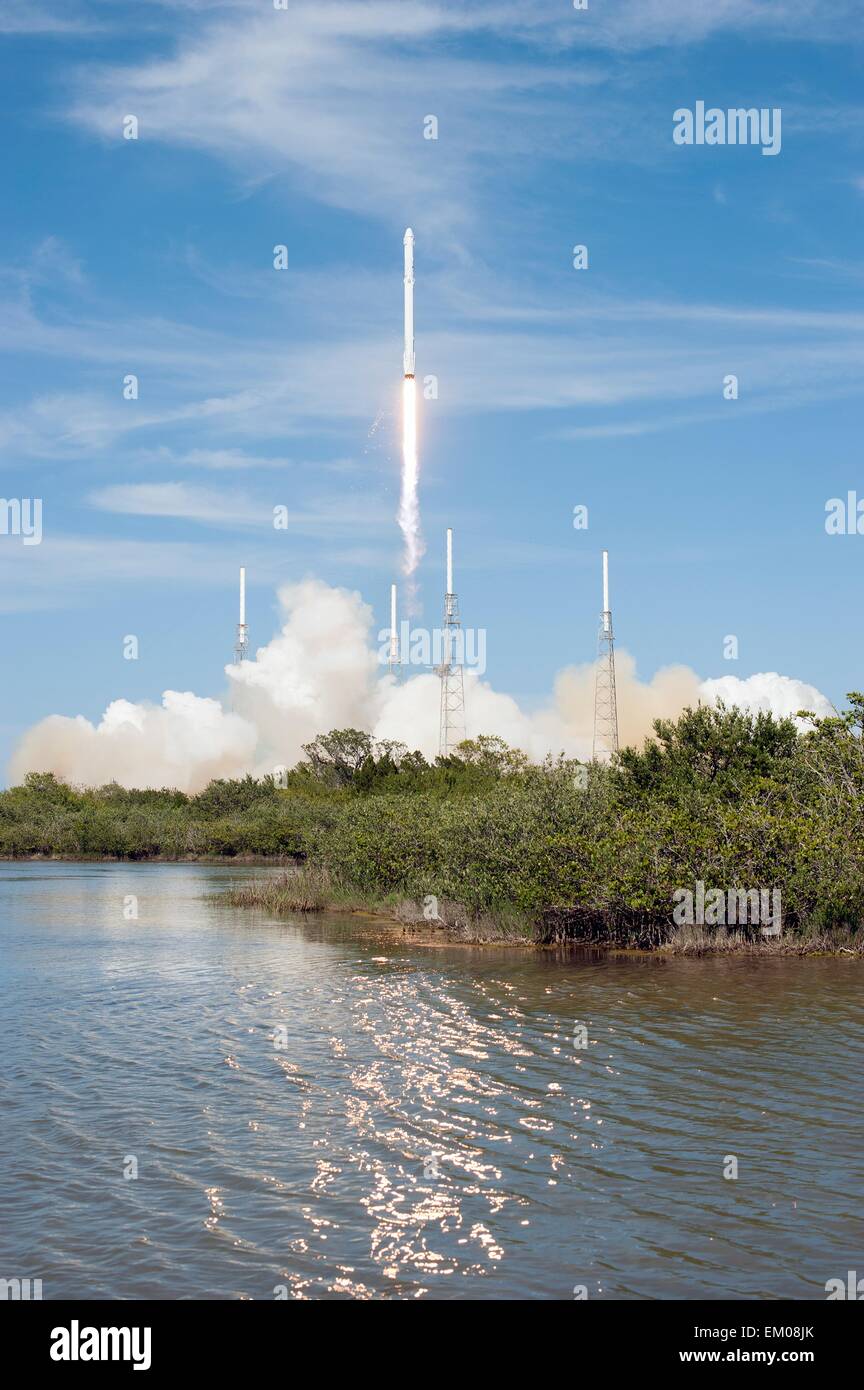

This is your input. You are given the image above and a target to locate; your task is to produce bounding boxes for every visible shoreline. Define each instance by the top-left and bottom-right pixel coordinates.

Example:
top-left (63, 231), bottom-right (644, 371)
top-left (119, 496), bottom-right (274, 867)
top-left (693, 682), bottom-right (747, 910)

top-left (236, 905), bottom-right (864, 957)
top-left (219, 871), bottom-right (864, 958)
top-left (3, 858), bottom-right (861, 957)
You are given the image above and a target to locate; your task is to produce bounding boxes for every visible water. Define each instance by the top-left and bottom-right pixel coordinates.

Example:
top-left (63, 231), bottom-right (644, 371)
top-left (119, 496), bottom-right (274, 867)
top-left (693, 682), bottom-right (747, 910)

top-left (0, 861), bottom-right (860, 1301)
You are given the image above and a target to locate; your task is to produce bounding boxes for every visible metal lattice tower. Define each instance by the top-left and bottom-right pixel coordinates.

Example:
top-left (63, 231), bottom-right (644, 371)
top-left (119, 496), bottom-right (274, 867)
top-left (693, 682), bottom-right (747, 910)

top-left (438, 528), bottom-right (466, 757)
top-left (234, 565), bottom-right (249, 665)
top-left (387, 582), bottom-right (401, 679)
top-left (592, 550), bottom-right (619, 762)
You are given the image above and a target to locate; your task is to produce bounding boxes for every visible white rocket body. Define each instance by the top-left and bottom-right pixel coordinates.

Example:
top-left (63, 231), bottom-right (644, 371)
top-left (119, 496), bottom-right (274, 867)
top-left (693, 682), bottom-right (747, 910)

top-left (403, 228), bottom-right (415, 378)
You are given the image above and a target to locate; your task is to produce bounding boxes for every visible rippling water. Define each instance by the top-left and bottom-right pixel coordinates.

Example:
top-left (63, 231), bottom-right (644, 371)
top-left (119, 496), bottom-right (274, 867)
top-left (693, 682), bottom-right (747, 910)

top-left (0, 862), bottom-right (861, 1300)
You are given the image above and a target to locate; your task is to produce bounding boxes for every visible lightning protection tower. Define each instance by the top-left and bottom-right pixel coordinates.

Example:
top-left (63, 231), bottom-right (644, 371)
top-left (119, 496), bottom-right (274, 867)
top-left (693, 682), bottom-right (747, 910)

top-left (387, 582), bottom-right (401, 678)
top-left (438, 528), bottom-right (466, 757)
top-left (592, 549), bottom-right (619, 762)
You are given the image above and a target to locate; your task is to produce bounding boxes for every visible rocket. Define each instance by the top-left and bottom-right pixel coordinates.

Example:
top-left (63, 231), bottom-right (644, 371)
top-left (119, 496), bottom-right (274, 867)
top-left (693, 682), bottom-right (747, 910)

top-left (403, 227), bottom-right (415, 378)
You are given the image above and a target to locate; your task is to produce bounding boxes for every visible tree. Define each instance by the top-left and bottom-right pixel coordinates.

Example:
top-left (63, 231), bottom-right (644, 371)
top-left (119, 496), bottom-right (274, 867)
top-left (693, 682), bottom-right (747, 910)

top-left (22, 771), bottom-right (77, 804)
top-left (615, 701), bottom-right (799, 798)
top-left (300, 730), bottom-right (376, 786)
top-left (191, 775), bottom-right (277, 816)
top-left (300, 730), bottom-right (413, 787)
top-left (451, 735), bottom-right (529, 777)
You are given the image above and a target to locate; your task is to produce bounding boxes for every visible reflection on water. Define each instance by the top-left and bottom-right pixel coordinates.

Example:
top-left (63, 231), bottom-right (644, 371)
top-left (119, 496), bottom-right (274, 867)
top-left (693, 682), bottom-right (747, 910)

top-left (0, 862), bottom-right (861, 1300)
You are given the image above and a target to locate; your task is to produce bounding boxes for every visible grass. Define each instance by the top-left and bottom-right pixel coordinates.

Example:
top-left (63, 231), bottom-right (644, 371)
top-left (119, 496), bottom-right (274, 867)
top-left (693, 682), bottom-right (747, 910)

top-left (221, 868), bottom-right (535, 942)
top-left (662, 923), bottom-right (864, 957)
top-left (223, 866), bottom-right (338, 913)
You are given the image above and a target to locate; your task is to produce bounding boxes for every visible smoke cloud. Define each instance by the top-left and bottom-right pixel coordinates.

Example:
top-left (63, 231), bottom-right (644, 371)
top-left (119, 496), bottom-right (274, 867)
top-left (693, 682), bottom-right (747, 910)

top-left (9, 579), bottom-right (835, 791)
top-left (11, 692), bottom-right (257, 794)
top-left (699, 671), bottom-right (832, 722)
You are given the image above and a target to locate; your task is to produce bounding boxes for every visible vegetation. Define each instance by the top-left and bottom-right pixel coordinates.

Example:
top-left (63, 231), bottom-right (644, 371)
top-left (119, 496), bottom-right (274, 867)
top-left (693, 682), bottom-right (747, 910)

top-left (4, 704), bottom-right (864, 949)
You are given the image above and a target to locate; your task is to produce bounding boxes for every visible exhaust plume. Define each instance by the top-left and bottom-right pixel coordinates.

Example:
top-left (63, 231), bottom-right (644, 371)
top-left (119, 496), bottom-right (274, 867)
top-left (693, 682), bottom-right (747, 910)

top-left (398, 376), bottom-right (424, 589)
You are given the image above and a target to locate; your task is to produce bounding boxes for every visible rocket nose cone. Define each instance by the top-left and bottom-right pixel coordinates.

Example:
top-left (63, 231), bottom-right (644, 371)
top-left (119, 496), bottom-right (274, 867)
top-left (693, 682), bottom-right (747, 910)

top-left (404, 227), bottom-right (414, 242)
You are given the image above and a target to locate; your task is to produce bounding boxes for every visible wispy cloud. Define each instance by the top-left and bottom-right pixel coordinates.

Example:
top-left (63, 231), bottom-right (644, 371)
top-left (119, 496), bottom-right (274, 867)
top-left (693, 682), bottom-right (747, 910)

top-left (0, 535), bottom-right (238, 612)
top-left (789, 255), bottom-right (864, 282)
top-left (131, 445), bottom-right (355, 472)
top-left (0, 525), bottom-right (397, 613)
top-left (88, 482), bottom-right (268, 527)
top-left (88, 480), bottom-right (394, 536)
top-left (65, 3), bottom-right (608, 246)
top-left (70, 0), bottom-right (864, 49)
top-left (71, 0), bottom-right (857, 262)
top-left (0, 1), bottom-right (101, 35)
top-left (536, 0), bottom-right (863, 49)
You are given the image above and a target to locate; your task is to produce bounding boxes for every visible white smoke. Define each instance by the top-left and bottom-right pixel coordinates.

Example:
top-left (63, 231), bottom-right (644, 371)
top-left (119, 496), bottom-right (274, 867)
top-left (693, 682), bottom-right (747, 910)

top-left (9, 579), bottom-right (835, 791)
top-left (10, 692), bottom-right (257, 793)
top-left (699, 672), bottom-right (832, 723)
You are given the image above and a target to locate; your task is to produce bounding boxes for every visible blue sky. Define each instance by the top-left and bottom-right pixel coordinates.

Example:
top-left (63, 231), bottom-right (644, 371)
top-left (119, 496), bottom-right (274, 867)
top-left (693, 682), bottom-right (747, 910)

top-left (1, 0), bottom-right (863, 777)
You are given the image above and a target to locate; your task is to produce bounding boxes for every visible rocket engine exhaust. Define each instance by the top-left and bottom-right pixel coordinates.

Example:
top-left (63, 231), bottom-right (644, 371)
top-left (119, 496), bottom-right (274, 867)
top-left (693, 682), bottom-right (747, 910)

top-left (398, 228), bottom-right (424, 592)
